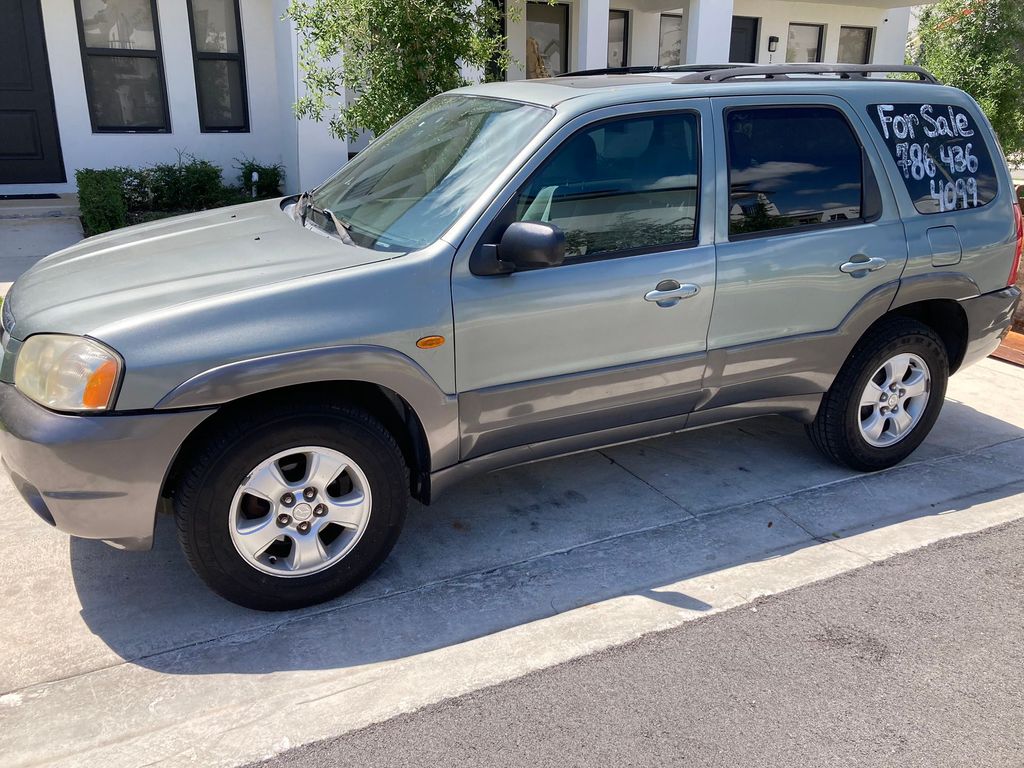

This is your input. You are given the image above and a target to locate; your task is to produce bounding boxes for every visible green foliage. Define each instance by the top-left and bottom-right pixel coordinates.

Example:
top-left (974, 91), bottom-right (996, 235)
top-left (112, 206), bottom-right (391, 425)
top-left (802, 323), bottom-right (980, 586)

top-left (234, 156), bottom-right (286, 199)
top-left (75, 169), bottom-right (127, 236)
top-left (286, 0), bottom-right (525, 140)
top-left (76, 152), bottom-right (284, 235)
top-left (147, 152), bottom-right (224, 211)
top-left (913, 0), bottom-right (1024, 163)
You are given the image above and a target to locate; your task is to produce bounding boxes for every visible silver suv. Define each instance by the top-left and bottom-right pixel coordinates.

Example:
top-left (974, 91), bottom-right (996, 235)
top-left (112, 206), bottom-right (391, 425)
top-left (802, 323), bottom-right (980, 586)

top-left (1, 65), bottom-right (1020, 610)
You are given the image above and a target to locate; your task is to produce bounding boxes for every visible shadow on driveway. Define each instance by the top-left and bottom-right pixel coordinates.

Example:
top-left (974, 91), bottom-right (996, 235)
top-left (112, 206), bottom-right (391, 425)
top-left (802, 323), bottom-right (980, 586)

top-left (67, 398), bottom-right (1024, 677)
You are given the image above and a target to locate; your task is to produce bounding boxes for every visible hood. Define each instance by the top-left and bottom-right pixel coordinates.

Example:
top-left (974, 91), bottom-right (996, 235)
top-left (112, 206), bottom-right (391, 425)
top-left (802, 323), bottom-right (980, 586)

top-left (5, 199), bottom-right (395, 340)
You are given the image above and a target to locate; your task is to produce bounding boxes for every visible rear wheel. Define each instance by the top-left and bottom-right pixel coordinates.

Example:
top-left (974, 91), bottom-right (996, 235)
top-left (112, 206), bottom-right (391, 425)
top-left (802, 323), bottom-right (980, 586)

top-left (174, 402), bottom-right (408, 610)
top-left (807, 318), bottom-right (949, 471)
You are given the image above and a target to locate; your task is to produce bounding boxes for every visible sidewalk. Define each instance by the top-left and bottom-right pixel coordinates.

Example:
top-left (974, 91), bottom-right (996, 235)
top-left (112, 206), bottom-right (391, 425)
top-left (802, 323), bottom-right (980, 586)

top-left (0, 216), bottom-right (82, 292)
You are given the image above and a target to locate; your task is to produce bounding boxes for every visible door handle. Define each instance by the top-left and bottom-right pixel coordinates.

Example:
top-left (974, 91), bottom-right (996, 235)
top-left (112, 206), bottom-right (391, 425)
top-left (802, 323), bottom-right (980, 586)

top-left (840, 256), bottom-right (887, 276)
top-left (644, 280), bottom-right (700, 307)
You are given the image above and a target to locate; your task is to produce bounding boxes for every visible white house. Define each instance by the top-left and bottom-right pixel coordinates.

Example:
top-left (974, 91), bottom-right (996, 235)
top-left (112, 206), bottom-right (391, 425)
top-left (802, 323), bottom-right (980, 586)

top-left (0, 0), bottom-right (930, 198)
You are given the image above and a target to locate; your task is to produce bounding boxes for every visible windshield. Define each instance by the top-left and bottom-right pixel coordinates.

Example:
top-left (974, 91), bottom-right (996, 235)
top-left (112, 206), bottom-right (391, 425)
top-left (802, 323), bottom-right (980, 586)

top-left (308, 95), bottom-right (552, 251)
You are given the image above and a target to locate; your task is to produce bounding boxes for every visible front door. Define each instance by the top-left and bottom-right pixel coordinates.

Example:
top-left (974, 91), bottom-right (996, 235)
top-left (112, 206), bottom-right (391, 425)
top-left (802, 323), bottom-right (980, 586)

top-left (729, 17), bottom-right (759, 64)
top-left (0, 0), bottom-right (64, 184)
top-left (452, 101), bottom-right (716, 460)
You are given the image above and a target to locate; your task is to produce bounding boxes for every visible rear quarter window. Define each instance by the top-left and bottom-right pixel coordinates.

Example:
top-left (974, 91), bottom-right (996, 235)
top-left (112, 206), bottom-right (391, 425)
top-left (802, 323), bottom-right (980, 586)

top-left (868, 103), bottom-right (999, 215)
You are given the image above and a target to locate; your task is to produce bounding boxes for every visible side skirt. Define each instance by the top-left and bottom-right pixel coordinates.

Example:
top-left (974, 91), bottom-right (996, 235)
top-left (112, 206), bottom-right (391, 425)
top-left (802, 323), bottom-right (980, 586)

top-left (427, 393), bottom-right (822, 502)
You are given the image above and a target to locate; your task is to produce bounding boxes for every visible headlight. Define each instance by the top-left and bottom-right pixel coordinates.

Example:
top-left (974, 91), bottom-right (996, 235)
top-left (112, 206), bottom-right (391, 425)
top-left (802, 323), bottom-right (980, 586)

top-left (14, 334), bottom-right (122, 412)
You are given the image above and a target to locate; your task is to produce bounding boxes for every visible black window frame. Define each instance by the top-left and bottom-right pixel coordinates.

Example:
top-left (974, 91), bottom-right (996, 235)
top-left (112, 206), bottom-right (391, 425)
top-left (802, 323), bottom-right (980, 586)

top-left (73, 0), bottom-right (171, 133)
top-left (526, 1), bottom-right (571, 78)
top-left (608, 9), bottom-right (630, 68)
top-left (186, 0), bottom-right (250, 133)
top-left (476, 109), bottom-right (703, 268)
top-left (837, 25), bottom-right (874, 65)
top-left (786, 22), bottom-right (825, 64)
top-left (658, 14), bottom-right (684, 67)
top-left (724, 104), bottom-right (882, 243)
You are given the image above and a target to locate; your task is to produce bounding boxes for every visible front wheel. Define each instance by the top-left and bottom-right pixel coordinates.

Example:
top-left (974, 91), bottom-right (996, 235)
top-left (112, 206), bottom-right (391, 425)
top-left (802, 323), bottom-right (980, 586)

top-left (807, 318), bottom-right (949, 471)
top-left (173, 403), bottom-right (408, 611)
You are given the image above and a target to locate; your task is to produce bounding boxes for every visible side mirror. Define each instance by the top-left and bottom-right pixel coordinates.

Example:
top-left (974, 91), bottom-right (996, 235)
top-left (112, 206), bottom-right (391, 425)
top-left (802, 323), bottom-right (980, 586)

top-left (472, 221), bottom-right (566, 275)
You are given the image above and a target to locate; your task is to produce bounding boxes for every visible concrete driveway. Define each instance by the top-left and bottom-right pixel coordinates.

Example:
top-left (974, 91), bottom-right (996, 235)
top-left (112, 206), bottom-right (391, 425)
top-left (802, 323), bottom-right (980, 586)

top-left (2, 357), bottom-right (1024, 767)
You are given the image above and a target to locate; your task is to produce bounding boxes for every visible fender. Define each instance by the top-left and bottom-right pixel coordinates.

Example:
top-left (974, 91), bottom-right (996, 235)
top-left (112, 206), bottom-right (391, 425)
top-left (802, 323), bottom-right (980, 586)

top-left (155, 344), bottom-right (460, 470)
top-left (890, 272), bottom-right (980, 309)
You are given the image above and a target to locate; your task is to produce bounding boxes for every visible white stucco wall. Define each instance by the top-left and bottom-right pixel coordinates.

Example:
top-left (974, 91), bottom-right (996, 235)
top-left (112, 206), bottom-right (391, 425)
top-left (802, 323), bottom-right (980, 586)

top-left (0, 0), bottom-right (345, 196)
top-left (505, 1), bottom-right (914, 80)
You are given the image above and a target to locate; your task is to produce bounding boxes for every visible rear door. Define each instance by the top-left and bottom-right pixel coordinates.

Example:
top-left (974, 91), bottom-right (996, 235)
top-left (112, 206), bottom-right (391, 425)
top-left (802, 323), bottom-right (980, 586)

top-left (451, 99), bottom-right (716, 460)
top-left (705, 95), bottom-right (907, 399)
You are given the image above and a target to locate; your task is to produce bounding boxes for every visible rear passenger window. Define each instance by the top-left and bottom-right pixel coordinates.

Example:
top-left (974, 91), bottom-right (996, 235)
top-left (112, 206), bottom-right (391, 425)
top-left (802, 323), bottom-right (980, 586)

top-left (727, 107), bottom-right (864, 237)
top-left (868, 103), bottom-right (998, 214)
top-left (515, 112), bottom-right (699, 261)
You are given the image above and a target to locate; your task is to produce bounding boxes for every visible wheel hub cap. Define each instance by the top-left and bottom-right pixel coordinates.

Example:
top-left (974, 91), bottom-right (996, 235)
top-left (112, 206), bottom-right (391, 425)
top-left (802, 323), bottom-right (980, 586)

top-left (858, 352), bottom-right (931, 448)
top-left (229, 446), bottom-right (372, 578)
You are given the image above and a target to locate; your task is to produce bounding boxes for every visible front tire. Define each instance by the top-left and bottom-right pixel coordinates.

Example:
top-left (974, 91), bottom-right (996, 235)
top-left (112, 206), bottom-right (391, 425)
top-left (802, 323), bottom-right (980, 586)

top-left (807, 318), bottom-right (949, 471)
top-left (174, 402), bottom-right (408, 611)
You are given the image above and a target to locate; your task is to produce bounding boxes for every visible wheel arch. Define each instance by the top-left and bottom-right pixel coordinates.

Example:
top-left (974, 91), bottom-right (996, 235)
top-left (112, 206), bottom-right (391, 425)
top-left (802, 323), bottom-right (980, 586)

top-left (157, 346), bottom-right (460, 506)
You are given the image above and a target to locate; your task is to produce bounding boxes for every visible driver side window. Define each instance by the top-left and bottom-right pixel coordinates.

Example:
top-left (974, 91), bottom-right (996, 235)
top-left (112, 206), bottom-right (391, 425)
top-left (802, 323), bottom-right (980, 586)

top-left (515, 111), bottom-right (700, 262)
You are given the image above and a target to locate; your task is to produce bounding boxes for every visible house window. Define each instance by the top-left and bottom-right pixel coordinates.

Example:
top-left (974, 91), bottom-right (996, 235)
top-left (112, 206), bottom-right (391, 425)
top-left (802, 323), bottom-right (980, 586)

top-left (658, 14), bottom-right (683, 66)
top-left (838, 26), bottom-right (873, 65)
top-left (187, 0), bottom-right (249, 132)
top-left (526, 2), bottom-right (569, 78)
top-left (74, 0), bottom-right (169, 132)
top-left (727, 107), bottom-right (864, 236)
top-left (786, 23), bottom-right (824, 63)
top-left (608, 10), bottom-right (629, 68)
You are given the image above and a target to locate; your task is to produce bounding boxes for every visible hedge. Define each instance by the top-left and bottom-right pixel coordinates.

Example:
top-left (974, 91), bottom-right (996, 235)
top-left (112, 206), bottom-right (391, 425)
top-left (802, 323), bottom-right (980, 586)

top-left (76, 154), bottom-right (285, 236)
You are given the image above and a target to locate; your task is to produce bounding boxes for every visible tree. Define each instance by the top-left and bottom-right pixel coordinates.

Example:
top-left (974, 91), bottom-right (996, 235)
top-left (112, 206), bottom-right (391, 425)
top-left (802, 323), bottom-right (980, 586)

top-left (912, 0), bottom-right (1024, 163)
top-left (286, 0), bottom-right (516, 141)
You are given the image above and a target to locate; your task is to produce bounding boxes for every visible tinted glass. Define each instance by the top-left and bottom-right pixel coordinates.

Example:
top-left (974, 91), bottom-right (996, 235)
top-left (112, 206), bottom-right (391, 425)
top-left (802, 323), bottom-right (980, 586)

top-left (608, 10), bottom-right (628, 68)
top-left (526, 2), bottom-right (568, 78)
top-left (79, 0), bottom-right (157, 50)
top-left (868, 103), bottom-right (999, 214)
top-left (311, 96), bottom-right (551, 252)
top-left (516, 112), bottom-right (700, 261)
top-left (659, 15), bottom-right (683, 66)
top-left (86, 56), bottom-right (166, 129)
top-left (197, 59), bottom-right (245, 129)
top-left (727, 107), bottom-right (863, 236)
top-left (838, 26), bottom-right (872, 65)
top-left (786, 23), bottom-right (822, 63)
top-left (190, 0), bottom-right (239, 53)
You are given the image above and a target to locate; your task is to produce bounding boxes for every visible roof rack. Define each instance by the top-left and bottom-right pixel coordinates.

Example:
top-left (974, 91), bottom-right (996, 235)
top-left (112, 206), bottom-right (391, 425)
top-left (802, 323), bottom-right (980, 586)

top-left (556, 64), bottom-right (748, 78)
top-left (556, 66), bottom-right (662, 77)
top-left (673, 64), bottom-right (940, 85)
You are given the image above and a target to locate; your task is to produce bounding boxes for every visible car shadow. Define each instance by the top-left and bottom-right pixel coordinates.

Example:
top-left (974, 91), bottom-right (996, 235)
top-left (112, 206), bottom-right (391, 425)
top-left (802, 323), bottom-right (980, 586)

top-left (67, 395), bottom-right (1024, 677)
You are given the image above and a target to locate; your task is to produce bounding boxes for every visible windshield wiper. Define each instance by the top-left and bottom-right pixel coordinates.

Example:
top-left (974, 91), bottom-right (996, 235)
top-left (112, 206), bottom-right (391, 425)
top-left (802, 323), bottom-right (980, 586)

top-left (306, 202), bottom-right (356, 245)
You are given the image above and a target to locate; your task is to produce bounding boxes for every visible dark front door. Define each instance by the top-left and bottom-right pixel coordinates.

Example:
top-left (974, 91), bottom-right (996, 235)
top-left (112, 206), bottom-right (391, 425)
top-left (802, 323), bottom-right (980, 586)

top-left (0, 0), bottom-right (64, 184)
top-left (729, 16), bottom-right (759, 64)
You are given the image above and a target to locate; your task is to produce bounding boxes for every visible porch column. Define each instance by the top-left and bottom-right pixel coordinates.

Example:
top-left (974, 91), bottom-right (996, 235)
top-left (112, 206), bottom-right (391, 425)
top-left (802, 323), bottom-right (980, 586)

top-left (685, 0), bottom-right (734, 64)
top-left (578, 0), bottom-right (611, 71)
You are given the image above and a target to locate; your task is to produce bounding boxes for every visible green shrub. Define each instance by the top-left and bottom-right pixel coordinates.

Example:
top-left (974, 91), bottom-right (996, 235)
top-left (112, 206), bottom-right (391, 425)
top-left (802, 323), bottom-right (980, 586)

top-left (76, 169), bottom-right (127, 236)
top-left (234, 156), bottom-right (285, 199)
top-left (148, 153), bottom-right (224, 212)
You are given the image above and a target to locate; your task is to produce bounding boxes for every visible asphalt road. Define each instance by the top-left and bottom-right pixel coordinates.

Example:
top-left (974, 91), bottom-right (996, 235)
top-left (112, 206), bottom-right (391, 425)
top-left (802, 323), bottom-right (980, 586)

top-left (256, 519), bottom-right (1024, 768)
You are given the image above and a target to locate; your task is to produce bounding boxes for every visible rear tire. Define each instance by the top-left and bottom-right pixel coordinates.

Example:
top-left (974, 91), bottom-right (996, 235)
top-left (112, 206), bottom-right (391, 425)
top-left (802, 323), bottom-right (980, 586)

top-left (807, 317), bottom-right (948, 471)
top-left (174, 401), bottom-right (408, 611)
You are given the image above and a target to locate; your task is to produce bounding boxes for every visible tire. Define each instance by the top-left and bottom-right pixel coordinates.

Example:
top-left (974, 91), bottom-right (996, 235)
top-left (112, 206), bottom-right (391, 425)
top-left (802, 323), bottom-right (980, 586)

top-left (807, 317), bottom-right (949, 472)
top-left (173, 401), bottom-right (408, 611)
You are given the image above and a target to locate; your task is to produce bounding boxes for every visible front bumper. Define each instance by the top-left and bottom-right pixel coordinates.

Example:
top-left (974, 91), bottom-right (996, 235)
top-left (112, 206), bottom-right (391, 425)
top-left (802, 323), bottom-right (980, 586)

top-left (0, 383), bottom-right (214, 550)
top-left (959, 285), bottom-right (1021, 370)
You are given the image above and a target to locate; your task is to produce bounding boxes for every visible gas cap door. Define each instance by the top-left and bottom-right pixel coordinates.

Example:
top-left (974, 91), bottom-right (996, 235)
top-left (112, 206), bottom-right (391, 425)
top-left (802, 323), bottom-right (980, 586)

top-left (927, 226), bottom-right (963, 267)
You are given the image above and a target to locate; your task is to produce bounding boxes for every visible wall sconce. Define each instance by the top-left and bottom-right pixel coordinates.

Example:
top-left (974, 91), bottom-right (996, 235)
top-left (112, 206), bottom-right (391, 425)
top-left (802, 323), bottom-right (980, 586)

top-left (768, 36), bottom-right (779, 53)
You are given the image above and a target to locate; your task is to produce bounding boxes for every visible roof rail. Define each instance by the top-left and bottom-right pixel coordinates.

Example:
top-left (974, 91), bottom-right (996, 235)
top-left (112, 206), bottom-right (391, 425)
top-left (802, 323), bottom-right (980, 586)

top-left (556, 63), bottom-right (749, 78)
top-left (556, 66), bottom-right (661, 77)
top-left (673, 64), bottom-right (940, 85)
